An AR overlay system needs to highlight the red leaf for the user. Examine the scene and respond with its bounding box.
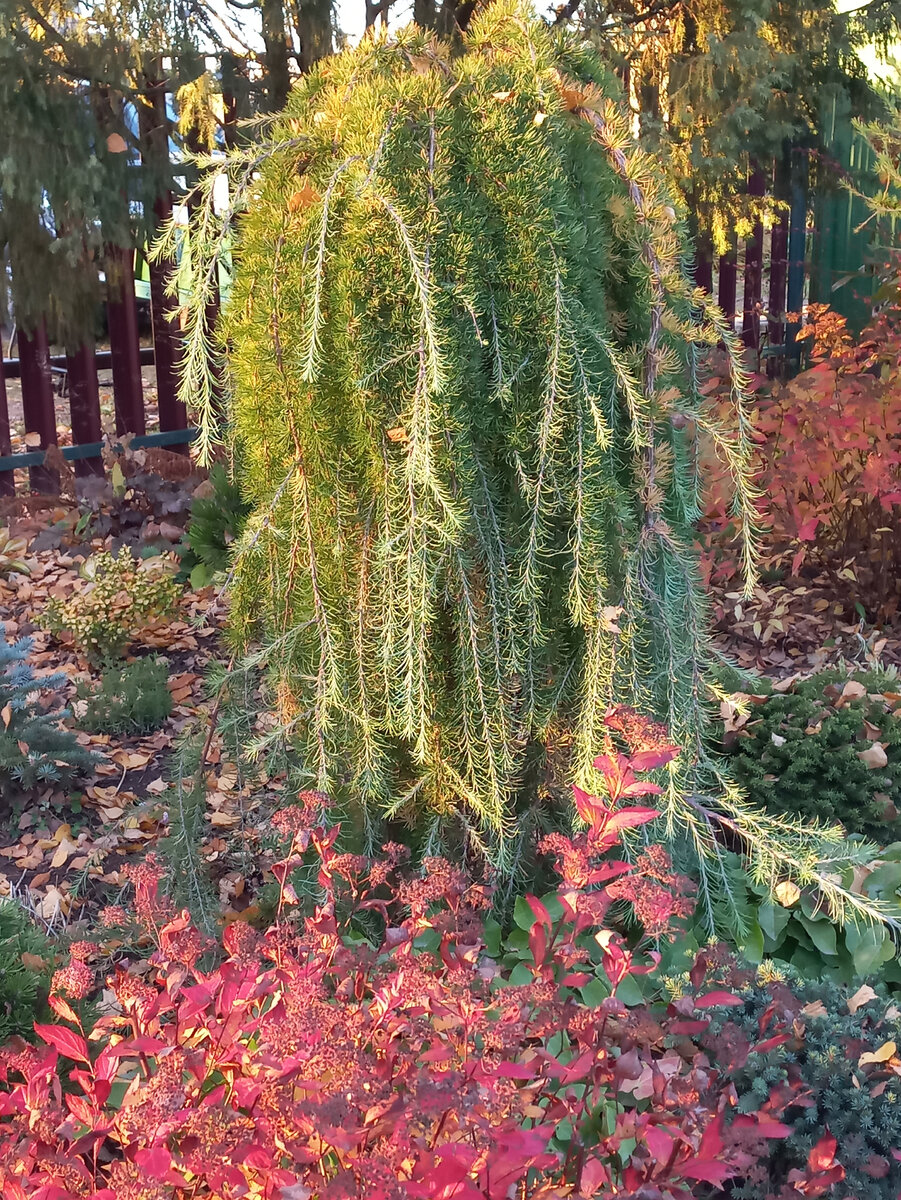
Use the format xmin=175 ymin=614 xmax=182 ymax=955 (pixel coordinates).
xmin=695 ymin=990 xmax=743 ymax=1009
xmin=809 ymin=1132 xmax=839 ymax=1173
xmin=733 ymin=1114 xmax=792 ymax=1138
xmin=644 ymin=1122 xmax=676 ymax=1161
xmin=525 ymin=895 xmax=552 ymax=929
xmin=630 ymin=746 xmax=679 ymax=771
xmin=751 ymin=1033 xmax=791 ymax=1054
xmin=604 ymin=807 xmax=660 ymax=835
xmin=48 ymin=993 xmax=81 ymax=1025
xmin=677 ymin=1160 xmax=736 ymax=1185
xmin=797 ymin=516 xmax=820 ymax=541
xmin=136 ymin=1144 xmax=176 ymax=1180
xmin=579 ymin=1157 xmax=609 ymax=1194
xmin=34 ymin=1023 xmax=91 ymax=1064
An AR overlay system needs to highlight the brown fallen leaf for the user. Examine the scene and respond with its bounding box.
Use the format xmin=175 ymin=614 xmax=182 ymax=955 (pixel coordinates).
xmin=859 ymin=1040 xmax=897 ymax=1067
xmin=210 ymin=810 xmax=241 ymax=828
xmin=50 ymin=839 xmax=78 ymax=869
xmin=800 ymin=1000 xmax=828 ymax=1018
xmin=774 ymin=880 xmax=800 ymax=907
xmin=859 ymin=742 xmax=889 ymax=770
xmin=21 ymin=952 xmax=46 ymax=971
xmin=848 ymin=984 xmax=879 ymax=1014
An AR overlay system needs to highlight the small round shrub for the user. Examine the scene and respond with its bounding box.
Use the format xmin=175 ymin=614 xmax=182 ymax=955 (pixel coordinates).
xmin=723 ymin=669 xmax=901 ymax=841
xmin=39 ymin=549 xmax=180 ymax=661
xmin=705 ymin=965 xmax=901 ymax=1200
xmin=74 ymin=657 xmax=173 ymax=736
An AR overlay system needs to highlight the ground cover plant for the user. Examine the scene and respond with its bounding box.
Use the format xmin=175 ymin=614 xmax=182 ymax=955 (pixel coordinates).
xmin=0 ymin=899 xmax=52 ymax=1044
xmin=701 ymin=962 xmax=901 ymax=1200
xmin=179 ymin=463 xmax=251 ymax=590
xmin=0 ymin=753 xmax=840 ymax=1200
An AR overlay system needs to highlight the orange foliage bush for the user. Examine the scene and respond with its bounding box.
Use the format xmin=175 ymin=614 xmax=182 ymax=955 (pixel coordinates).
xmin=702 ymin=287 xmax=901 ymax=616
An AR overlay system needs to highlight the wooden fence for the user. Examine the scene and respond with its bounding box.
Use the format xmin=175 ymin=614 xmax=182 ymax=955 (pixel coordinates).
xmin=0 ymin=88 xmax=879 ymax=497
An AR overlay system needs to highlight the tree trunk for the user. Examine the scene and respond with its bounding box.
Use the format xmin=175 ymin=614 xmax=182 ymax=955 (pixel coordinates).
xmin=262 ymin=0 xmax=292 ymax=111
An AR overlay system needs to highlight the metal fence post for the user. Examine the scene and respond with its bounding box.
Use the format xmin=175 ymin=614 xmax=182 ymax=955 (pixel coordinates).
xmin=742 ymin=166 xmax=766 ymax=354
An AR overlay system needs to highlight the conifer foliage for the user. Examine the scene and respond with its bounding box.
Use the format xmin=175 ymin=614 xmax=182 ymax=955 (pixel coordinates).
xmin=180 ymin=4 xmax=763 ymax=867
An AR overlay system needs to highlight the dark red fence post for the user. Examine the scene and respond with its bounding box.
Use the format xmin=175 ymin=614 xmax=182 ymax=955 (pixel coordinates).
xmin=742 ymin=166 xmax=766 ymax=353
xmin=18 ymin=320 xmax=58 ymax=493
xmin=106 ymin=245 xmax=146 ymax=437
xmin=0 ymin=353 xmax=15 ymax=496
xmin=718 ymin=243 xmax=738 ymax=323
xmin=768 ymin=213 xmax=789 ymax=364
xmin=694 ymin=242 xmax=713 ymax=295
xmin=66 ymin=342 xmax=104 ymax=477
xmin=140 ymin=70 xmax=187 ymax=446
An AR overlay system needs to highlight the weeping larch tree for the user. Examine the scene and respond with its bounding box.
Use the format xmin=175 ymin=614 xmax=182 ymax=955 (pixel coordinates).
xmin=167 ymin=0 xmax=891 ymax=932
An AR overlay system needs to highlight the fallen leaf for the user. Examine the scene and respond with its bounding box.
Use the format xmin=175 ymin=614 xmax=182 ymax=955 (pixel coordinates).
xmin=848 ymin=984 xmax=879 ymax=1014
xmin=774 ymin=880 xmax=801 ymax=907
xmin=859 ymin=1040 xmax=897 ymax=1067
xmin=210 ymin=810 xmax=241 ymax=827
xmin=859 ymin=742 xmax=889 ymax=770
xmin=50 ymin=838 xmax=77 ymax=869
xmin=287 ymin=181 xmax=321 ymax=213
xmin=801 ymin=1000 xmax=828 ymax=1018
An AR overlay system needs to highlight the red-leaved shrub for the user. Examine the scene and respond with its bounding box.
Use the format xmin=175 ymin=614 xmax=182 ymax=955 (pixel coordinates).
xmin=0 ymin=722 xmax=826 ymax=1199
xmin=702 ymin=291 xmax=901 ymax=615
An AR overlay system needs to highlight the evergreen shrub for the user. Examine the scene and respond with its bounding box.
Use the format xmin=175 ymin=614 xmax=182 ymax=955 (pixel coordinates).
xmin=180 ymin=463 xmax=251 ymax=589
xmin=0 ymin=900 xmax=52 ymax=1044
xmin=0 ymin=637 xmax=97 ymax=799
xmin=703 ymin=962 xmax=901 ymax=1200
xmin=723 ymin=669 xmax=901 ymax=841
xmin=202 ymin=2 xmax=764 ymax=871
xmin=39 ymin=549 xmax=180 ymax=661
xmin=74 ymin=657 xmax=173 ymax=736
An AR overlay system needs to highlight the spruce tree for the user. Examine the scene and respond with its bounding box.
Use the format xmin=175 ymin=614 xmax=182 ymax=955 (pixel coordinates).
xmin=166 ymin=1 xmax=889 ymax=929
xmin=0 ymin=638 xmax=97 ymax=801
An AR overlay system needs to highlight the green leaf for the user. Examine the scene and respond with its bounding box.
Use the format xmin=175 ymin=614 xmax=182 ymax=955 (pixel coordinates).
xmin=758 ymin=900 xmax=791 ymax=943
xmin=482 ymin=916 xmax=502 ymax=958
xmin=111 ymin=462 xmax=126 ymax=497
xmin=190 ymin=562 xmax=214 ymax=590
xmin=864 ymin=861 xmax=901 ymax=897
xmin=845 ymin=921 xmax=889 ymax=976
xmin=507 ymin=961 xmax=533 ymax=987
xmin=513 ymin=895 xmax=537 ymax=930
xmin=798 ymin=914 xmax=838 ymax=956
xmin=580 ymin=976 xmax=609 ymax=1008
xmin=614 ymin=975 xmax=644 ymax=1006
xmin=738 ymin=919 xmax=765 ymax=964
